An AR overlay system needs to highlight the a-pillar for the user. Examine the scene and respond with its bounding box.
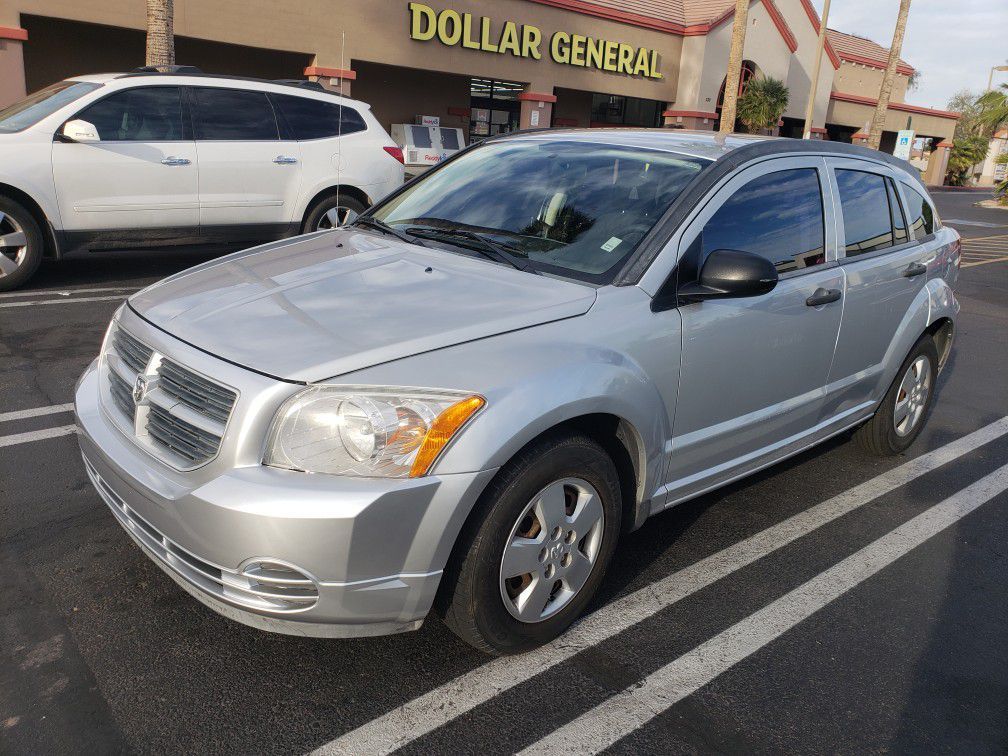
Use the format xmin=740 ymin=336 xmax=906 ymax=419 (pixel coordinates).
xmin=304 ymin=65 xmax=356 ymax=97
xmin=662 ymin=110 xmax=718 ymax=130
xmin=923 ymin=140 xmax=953 ymax=186
xmin=518 ymin=90 xmax=555 ymax=130
xmin=0 ymin=26 xmax=28 ymax=108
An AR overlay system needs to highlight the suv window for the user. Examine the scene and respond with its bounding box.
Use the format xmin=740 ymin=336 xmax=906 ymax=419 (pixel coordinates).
xmin=192 ymin=87 xmax=278 ymax=141
xmin=835 ymin=169 xmax=895 ymax=256
xmin=700 ymin=168 xmax=825 ymax=274
xmin=900 ymin=183 xmax=936 ymax=237
xmin=271 ymin=93 xmax=367 ymax=140
xmin=74 ymin=86 xmax=183 ymax=141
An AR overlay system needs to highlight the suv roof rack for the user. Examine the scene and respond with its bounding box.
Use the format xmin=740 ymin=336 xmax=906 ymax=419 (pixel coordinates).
xmin=131 ymin=65 xmax=204 ymax=74
xmin=272 ymin=79 xmax=326 ymax=91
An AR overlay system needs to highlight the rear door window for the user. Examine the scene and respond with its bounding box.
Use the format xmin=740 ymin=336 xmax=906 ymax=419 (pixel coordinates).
xmin=885 ymin=178 xmax=908 ymax=245
xmin=835 ymin=169 xmax=895 ymax=256
xmin=900 ymin=183 xmax=936 ymax=237
xmin=700 ymin=168 xmax=826 ymax=274
xmin=270 ymin=93 xmax=367 ymax=140
xmin=192 ymin=87 xmax=279 ymax=141
xmin=74 ymin=86 xmax=184 ymax=141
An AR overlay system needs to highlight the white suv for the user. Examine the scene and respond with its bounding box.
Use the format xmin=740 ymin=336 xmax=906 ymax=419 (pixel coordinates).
xmin=0 ymin=70 xmax=405 ymax=290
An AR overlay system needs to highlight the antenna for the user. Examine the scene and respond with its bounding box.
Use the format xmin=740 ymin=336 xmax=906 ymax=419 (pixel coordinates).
xmin=335 ymin=29 xmax=344 ymax=227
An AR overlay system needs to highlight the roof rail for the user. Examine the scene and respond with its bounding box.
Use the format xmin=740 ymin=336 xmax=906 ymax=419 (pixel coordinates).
xmin=131 ymin=64 xmax=204 ymax=74
xmin=272 ymin=79 xmax=326 ymax=91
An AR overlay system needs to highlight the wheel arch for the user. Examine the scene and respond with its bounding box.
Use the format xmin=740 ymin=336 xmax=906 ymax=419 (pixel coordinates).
xmin=0 ymin=182 xmax=60 ymax=259
xmin=299 ymin=185 xmax=371 ymax=231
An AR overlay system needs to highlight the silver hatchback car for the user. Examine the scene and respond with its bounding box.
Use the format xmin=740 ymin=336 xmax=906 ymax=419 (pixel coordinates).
xmin=76 ymin=130 xmax=960 ymax=654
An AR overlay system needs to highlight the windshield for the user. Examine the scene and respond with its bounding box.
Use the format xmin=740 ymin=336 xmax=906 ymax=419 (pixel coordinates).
xmin=0 ymin=81 xmax=102 ymax=133
xmin=370 ymin=139 xmax=708 ymax=283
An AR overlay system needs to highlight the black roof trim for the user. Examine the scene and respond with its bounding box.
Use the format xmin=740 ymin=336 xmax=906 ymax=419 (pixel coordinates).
xmin=116 ymin=71 xmax=344 ymax=96
xmin=613 ymin=137 xmax=923 ymax=285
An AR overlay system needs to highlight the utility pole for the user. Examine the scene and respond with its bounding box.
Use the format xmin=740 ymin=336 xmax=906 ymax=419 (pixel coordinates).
xmin=867 ymin=0 xmax=911 ymax=151
xmin=719 ymin=0 xmax=751 ymax=135
xmin=988 ymin=64 xmax=1008 ymax=91
xmin=802 ymin=0 xmax=831 ymax=139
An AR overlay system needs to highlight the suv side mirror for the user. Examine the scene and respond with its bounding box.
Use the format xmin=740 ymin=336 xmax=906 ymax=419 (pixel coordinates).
xmin=678 ymin=249 xmax=779 ymax=302
xmin=59 ymin=119 xmax=100 ymax=143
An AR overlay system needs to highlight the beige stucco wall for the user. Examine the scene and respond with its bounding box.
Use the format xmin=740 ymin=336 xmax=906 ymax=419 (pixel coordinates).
xmin=834 ymin=61 xmax=908 ymax=103
xmin=8 ymin=0 xmax=681 ymax=102
xmin=826 ymin=98 xmax=955 ymax=140
xmin=0 ymin=39 xmax=27 ymax=104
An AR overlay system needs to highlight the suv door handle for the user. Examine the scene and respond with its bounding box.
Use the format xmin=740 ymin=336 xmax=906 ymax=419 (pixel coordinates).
xmin=805 ymin=287 xmax=842 ymax=307
xmin=902 ymin=262 xmax=927 ymax=278
xmin=160 ymin=156 xmax=191 ymax=166
xmin=273 ymin=155 xmax=298 ymax=164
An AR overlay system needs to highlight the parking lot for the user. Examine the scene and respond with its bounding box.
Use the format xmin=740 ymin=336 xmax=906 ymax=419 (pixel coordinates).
xmin=1 ymin=190 xmax=1006 ymax=754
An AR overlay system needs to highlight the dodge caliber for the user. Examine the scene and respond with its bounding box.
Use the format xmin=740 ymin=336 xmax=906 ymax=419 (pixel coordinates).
xmin=75 ymin=131 xmax=960 ymax=654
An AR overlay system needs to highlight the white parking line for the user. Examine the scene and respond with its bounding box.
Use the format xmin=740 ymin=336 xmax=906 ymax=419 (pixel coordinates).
xmin=0 ymin=285 xmax=141 ymax=300
xmin=0 ymin=403 xmax=75 ymax=423
xmin=0 ymin=294 xmax=130 ymax=309
xmin=0 ymin=425 xmax=78 ymax=448
xmin=519 ymin=462 xmax=1008 ymax=755
xmin=313 ymin=416 xmax=1008 ymax=756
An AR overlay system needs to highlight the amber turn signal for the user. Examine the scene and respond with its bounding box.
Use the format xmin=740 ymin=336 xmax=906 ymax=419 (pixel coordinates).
xmin=409 ymin=395 xmax=486 ymax=477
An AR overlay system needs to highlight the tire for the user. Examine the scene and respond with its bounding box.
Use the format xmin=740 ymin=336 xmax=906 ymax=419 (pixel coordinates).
xmin=855 ymin=335 xmax=939 ymax=456
xmin=301 ymin=194 xmax=367 ymax=234
xmin=0 ymin=196 xmax=44 ymax=292
xmin=438 ymin=433 xmax=622 ymax=655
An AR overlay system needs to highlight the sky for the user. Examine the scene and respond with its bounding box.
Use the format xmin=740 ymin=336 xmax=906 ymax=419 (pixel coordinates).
xmin=811 ymin=0 xmax=1008 ymax=110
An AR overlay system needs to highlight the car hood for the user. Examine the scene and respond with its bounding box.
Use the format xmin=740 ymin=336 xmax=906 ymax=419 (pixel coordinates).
xmin=130 ymin=229 xmax=597 ymax=383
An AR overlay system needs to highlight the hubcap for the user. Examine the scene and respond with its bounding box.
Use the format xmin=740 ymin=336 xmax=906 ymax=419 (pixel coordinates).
xmin=315 ymin=205 xmax=358 ymax=231
xmin=0 ymin=212 xmax=28 ymax=279
xmin=893 ymin=356 xmax=931 ymax=437
xmin=499 ymin=477 xmax=605 ymax=623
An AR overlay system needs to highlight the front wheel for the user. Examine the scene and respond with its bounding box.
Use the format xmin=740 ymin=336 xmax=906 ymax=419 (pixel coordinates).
xmin=855 ymin=335 xmax=939 ymax=456
xmin=438 ymin=433 xmax=622 ymax=655
xmin=0 ymin=196 xmax=44 ymax=292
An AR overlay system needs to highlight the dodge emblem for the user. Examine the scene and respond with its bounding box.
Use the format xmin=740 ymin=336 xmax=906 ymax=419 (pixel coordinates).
xmin=132 ymin=374 xmax=150 ymax=405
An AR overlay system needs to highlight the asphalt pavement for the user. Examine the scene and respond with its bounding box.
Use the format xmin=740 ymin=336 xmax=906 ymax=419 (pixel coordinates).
xmin=1 ymin=192 xmax=1006 ymax=755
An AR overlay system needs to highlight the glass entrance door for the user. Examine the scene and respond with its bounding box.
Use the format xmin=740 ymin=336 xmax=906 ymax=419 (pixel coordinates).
xmin=469 ymin=78 xmax=523 ymax=142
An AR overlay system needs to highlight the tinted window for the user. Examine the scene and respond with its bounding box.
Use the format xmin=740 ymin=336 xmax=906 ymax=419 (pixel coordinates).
xmin=700 ymin=168 xmax=825 ymax=273
xmin=836 ymin=169 xmax=894 ymax=255
xmin=75 ymin=87 xmax=183 ymax=141
xmin=0 ymin=81 xmax=101 ymax=133
xmin=193 ymin=88 xmax=278 ymax=141
xmin=440 ymin=128 xmax=461 ymax=151
xmin=900 ymin=183 xmax=935 ymax=237
xmin=271 ymin=93 xmax=367 ymax=140
xmin=409 ymin=125 xmax=433 ymax=148
xmin=886 ymin=178 xmax=908 ymax=245
xmin=372 ymin=139 xmax=707 ymax=283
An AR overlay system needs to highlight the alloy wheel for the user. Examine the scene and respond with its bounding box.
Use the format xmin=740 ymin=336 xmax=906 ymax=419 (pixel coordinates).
xmin=0 ymin=212 xmax=28 ymax=279
xmin=315 ymin=205 xmax=359 ymax=231
xmin=499 ymin=477 xmax=605 ymax=623
xmin=893 ymin=355 xmax=931 ymax=437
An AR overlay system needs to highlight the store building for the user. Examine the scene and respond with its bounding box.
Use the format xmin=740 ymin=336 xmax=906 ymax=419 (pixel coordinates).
xmin=0 ymin=0 xmax=960 ymax=179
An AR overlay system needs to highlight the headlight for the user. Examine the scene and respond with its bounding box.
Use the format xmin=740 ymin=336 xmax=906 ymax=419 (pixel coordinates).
xmin=264 ymin=386 xmax=485 ymax=478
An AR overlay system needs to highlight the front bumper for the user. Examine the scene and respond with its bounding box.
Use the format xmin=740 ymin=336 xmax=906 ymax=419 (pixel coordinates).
xmin=75 ymin=340 xmax=496 ymax=638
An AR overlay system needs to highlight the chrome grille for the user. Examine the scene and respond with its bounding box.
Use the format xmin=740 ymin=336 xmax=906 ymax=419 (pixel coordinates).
xmin=83 ymin=454 xmax=318 ymax=612
xmin=100 ymin=324 xmax=238 ymax=470
xmin=158 ymin=359 xmax=236 ymax=423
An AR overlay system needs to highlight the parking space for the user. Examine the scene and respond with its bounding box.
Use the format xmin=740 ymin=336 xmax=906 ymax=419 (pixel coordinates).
xmin=2 ymin=194 xmax=1007 ymax=754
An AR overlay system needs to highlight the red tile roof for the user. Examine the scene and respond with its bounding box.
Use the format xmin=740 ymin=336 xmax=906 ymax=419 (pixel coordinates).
xmin=825 ymin=28 xmax=914 ymax=75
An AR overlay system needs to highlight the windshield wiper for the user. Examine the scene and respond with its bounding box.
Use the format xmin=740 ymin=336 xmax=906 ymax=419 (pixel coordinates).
xmin=351 ymin=216 xmax=425 ymax=246
xmin=404 ymin=227 xmax=538 ymax=274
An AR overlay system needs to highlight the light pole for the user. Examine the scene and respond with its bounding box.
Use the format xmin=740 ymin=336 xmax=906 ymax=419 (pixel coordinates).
xmin=987 ymin=64 xmax=1008 ymax=92
xmin=802 ymin=0 xmax=831 ymax=139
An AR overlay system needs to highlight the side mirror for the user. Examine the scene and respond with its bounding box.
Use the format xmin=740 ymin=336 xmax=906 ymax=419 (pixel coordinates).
xmin=678 ymin=249 xmax=779 ymax=301
xmin=59 ymin=119 xmax=100 ymax=143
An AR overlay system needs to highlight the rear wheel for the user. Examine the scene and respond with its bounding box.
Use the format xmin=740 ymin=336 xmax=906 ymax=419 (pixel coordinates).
xmin=302 ymin=194 xmax=366 ymax=234
xmin=438 ymin=433 xmax=622 ymax=655
xmin=855 ymin=335 xmax=939 ymax=456
xmin=0 ymin=197 xmax=44 ymax=292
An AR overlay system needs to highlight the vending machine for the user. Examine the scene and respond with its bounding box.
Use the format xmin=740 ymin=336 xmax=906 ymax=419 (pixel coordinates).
xmin=390 ymin=116 xmax=466 ymax=177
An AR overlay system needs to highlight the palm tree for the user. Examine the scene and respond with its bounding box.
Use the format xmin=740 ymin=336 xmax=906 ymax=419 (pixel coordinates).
xmin=719 ymin=0 xmax=751 ymax=135
xmin=146 ymin=0 xmax=175 ymax=69
xmin=867 ymin=0 xmax=911 ymax=150
xmin=977 ymin=83 xmax=1008 ymax=132
xmin=736 ymin=76 xmax=790 ymax=134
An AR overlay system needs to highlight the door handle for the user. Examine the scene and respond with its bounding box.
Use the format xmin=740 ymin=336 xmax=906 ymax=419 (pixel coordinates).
xmin=160 ymin=156 xmax=191 ymax=166
xmin=805 ymin=287 xmax=842 ymax=307
xmin=902 ymin=262 xmax=927 ymax=278
xmin=273 ymin=155 xmax=298 ymax=164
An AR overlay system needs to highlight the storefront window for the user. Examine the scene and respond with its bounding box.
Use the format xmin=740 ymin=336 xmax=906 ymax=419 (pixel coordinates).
xmin=469 ymin=78 xmax=523 ymax=142
xmin=589 ymin=94 xmax=662 ymax=127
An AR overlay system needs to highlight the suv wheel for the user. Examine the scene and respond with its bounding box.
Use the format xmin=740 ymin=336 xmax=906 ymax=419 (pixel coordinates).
xmin=438 ymin=433 xmax=622 ymax=655
xmin=0 ymin=197 xmax=44 ymax=292
xmin=855 ymin=335 xmax=939 ymax=456
xmin=303 ymin=195 xmax=367 ymax=233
